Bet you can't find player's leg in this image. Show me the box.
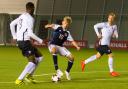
[15,42,37,85]
[102,46,119,76]
[16,55,36,85]
[84,52,100,64]
[108,53,114,73]
[48,45,63,78]
[49,45,59,70]
[81,46,104,71]
[107,53,119,77]
[66,54,74,73]
[28,57,43,75]
[25,47,43,83]
[29,47,43,74]
[65,54,74,80]
[58,47,73,80]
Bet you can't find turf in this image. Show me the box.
[0,46,128,89]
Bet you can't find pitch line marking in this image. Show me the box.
[1,78,128,84]
[34,70,128,77]
[0,82,14,84]
[0,71,128,84]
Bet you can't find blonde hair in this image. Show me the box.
[108,12,116,18]
[63,16,72,24]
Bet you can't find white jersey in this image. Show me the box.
[52,24,74,41]
[94,22,118,45]
[10,12,43,43]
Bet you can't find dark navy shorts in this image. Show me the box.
[96,45,112,56]
[17,40,41,57]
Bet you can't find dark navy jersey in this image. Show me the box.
[49,25,73,46]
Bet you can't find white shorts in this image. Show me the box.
[48,44,71,57]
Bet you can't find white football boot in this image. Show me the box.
[56,69,63,79]
[65,71,71,80]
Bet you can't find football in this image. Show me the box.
[51,74,59,82]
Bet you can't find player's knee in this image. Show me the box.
[27,55,37,64]
[96,56,100,59]
[67,54,74,61]
[96,54,101,59]
[51,48,57,54]
[108,54,113,58]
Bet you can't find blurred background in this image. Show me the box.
[0,0,128,48]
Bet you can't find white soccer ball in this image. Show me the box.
[51,75,59,82]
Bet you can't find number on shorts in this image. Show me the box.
[59,34,64,40]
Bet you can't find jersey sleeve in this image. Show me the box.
[113,25,118,39]
[28,29,43,44]
[27,18,43,44]
[94,22,105,36]
[10,17,21,39]
[52,24,61,30]
[67,31,74,41]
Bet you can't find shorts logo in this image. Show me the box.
[108,50,111,52]
[28,51,31,54]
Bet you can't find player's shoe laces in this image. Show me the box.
[65,71,71,80]
[81,60,85,72]
[56,69,63,78]
[15,79,24,85]
[25,73,37,84]
[110,71,120,77]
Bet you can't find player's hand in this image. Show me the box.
[112,34,118,39]
[76,46,80,51]
[98,34,102,39]
[112,35,116,38]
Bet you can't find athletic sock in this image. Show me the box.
[36,57,43,63]
[52,54,58,70]
[84,55,97,64]
[29,57,44,75]
[108,57,113,72]
[28,64,36,75]
[66,60,73,73]
[18,62,35,80]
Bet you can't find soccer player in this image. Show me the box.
[81,12,119,77]
[10,2,44,85]
[45,16,80,80]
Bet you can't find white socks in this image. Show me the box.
[18,62,36,80]
[108,57,113,72]
[84,55,97,64]
[36,57,43,63]
[28,57,43,75]
[84,55,114,73]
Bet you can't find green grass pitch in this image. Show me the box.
[0,46,128,89]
